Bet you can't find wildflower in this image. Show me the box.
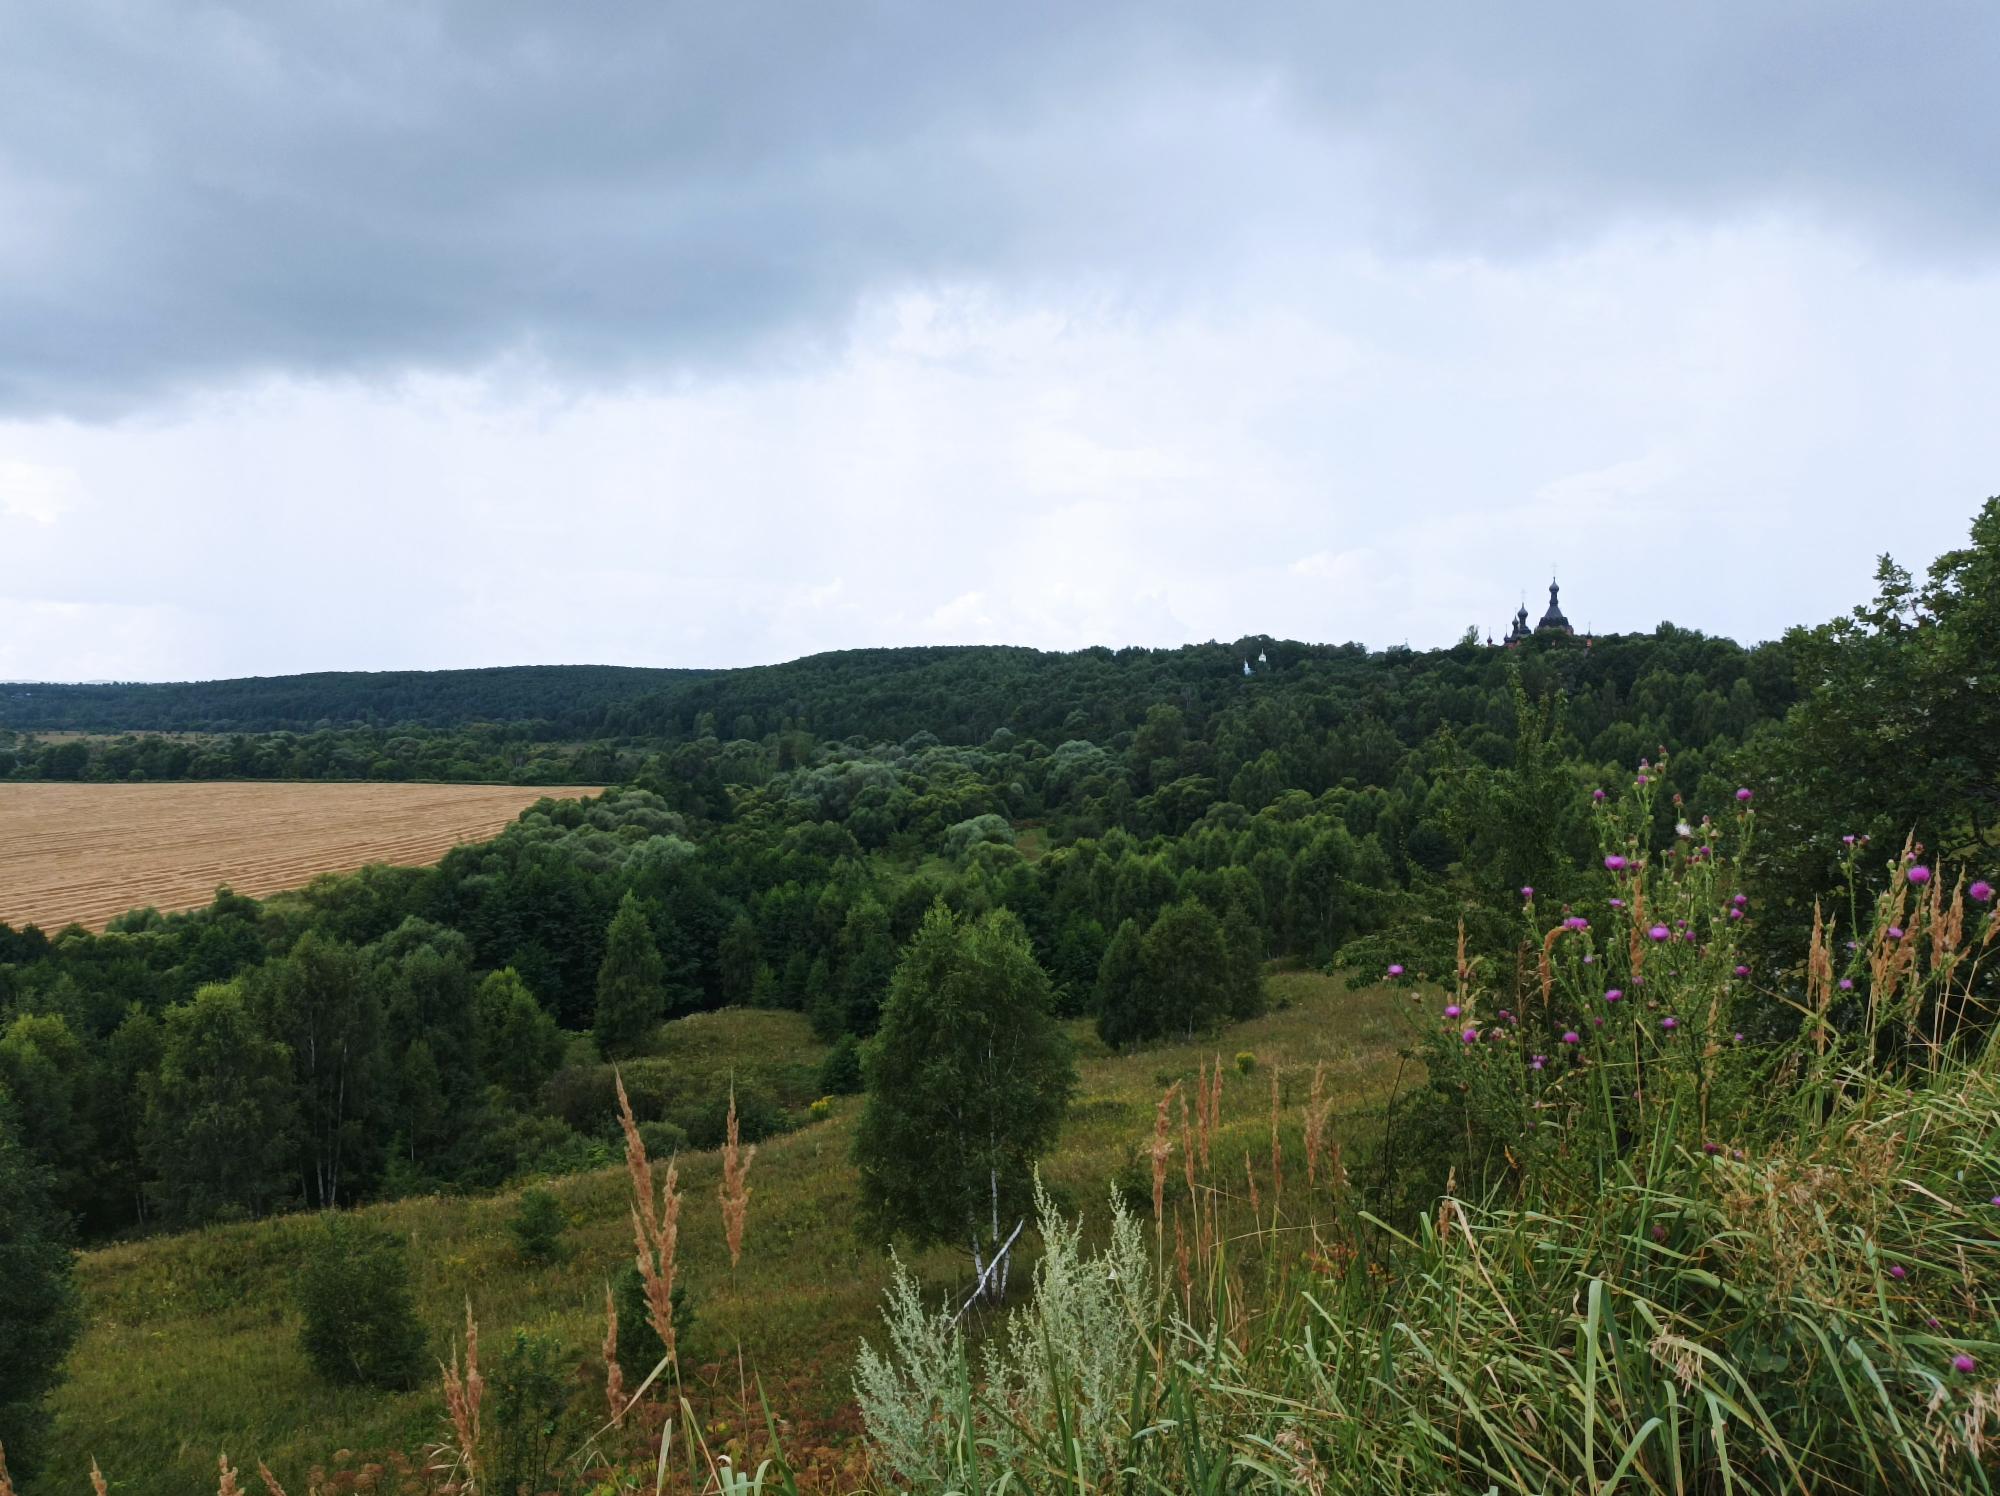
[1651,1223,1667,1242]
[1605,988,1623,1003]
[1592,788,1606,802]
[1583,953,1595,964]
[1733,893,1748,907]
[1728,908,1743,920]
[1461,1028,1479,1044]
[1604,854,1627,871]
[1702,1142,1719,1155]
[1734,964,1751,977]
[1972,880,1995,904]
[1888,926,1905,941]
[1660,1016,1678,1031]
[1520,885,1535,900]
[1955,1354,1978,1374]
[1591,1015,1604,1027]
[1387,963,1404,977]
[1649,925,1670,942]
[1908,865,1932,885]
[1609,897,1624,908]
[1676,820,1693,838]
[1843,833,1857,846]
[1736,787,1752,802]
[1733,1031,1744,1043]
[1530,1054,1546,1070]
[1444,1003,1462,1019]
[1888,1264,1907,1280]
[1839,978,1854,991]
[1637,774,1650,786]
[1990,1195,2000,1208]
[1561,1030,1580,1045]
[1564,916,1588,931]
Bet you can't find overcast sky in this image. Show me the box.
[1,2,1994,681]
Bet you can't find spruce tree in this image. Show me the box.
[854,904,1074,1263]
[594,892,666,1059]
[0,1089,80,1481]
[1093,918,1148,1048]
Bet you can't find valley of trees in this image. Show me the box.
[1,498,1995,1482]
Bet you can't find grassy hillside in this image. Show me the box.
[38,971,1407,1496]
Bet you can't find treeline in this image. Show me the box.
[0,664,698,734]
[0,725,638,785]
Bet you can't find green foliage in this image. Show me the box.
[507,1186,568,1264]
[855,904,1076,1249]
[816,1032,863,1096]
[0,1093,81,1481]
[295,1216,427,1390]
[474,967,565,1101]
[593,892,665,1059]
[142,982,299,1225]
[488,1329,585,1496]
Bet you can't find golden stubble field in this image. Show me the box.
[0,781,602,932]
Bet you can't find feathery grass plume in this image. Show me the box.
[1149,1081,1176,1243]
[437,1301,483,1489]
[91,1458,109,1496]
[0,1443,13,1496]
[217,1454,242,1496]
[602,1280,626,1426]
[616,1068,683,1370]
[1193,1058,1213,1172]
[1302,1060,1329,1186]
[1243,1149,1260,1216]
[1207,1055,1224,1155]
[254,1462,288,1496]
[718,1084,756,1269]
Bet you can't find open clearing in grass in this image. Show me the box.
[42,970,1412,1496]
[0,781,602,932]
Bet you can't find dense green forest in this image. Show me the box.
[1,499,1995,1487]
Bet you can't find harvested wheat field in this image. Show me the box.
[0,781,601,932]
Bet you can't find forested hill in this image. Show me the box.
[5,629,1785,749]
[0,664,704,734]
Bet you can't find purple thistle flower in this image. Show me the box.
[1702,1142,1720,1155]
[1843,833,1857,846]
[1839,978,1854,991]
[1609,897,1625,909]
[1888,1264,1907,1280]
[1636,774,1650,786]
[1660,1016,1678,1031]
[1909,865,1932,886]
[1954,1354,1977,1375]
[1651,1223,1667,1242]
[1592,788,1607,802]
[1561,1030,1580,1045]
[1444,1004,1462,1019]
[1461,1028,1479,1044]
[1649,925,1671,942]
[1972,880,1995,904]
[1733,893,1748,907]
[1990,1196,2000,1208]
[1888,926,1905,941]
[1530,1054,1546,1070]
[1728,908,1743,921]
[1387,963,1405,977]
[1736,787,1753,802]
[1520,885,1535,900]
[1604,854,1627,872]
[1605,988,1623,1004]
[1734,964,1751,977]
[1565,916,1589,931]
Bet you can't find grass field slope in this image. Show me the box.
[38,971,1406,1496]
[0,782,601,932]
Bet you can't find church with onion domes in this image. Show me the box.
[1498,580,1574,646]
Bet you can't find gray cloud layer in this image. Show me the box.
[3,1,1995,415]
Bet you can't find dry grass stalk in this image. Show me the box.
[1302,1061,1330,1187]
[218,1453,243,1496]
[616,1070,683,1368]
[91,1457,110,1496]
[0,1443,14,1496]
[603,1280,626,1425]
[255,1461,290,1496]
[1149,1082,1177,1242]
[439,1301,484,1489]
[1178,1086,1197,1205]
[718,1084,756,1269]
[1268,1068,1284,1215]
[1193,1059,1213,1172]
[1173,1209,1192,1305]
[1538,923,1562,1009]
[1243,1149,1261,1216]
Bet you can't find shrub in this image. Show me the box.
[636,1119,687,1158]
[1234,1050,1257,1074]
[682,1083,786,1150]
[295,1217,426,1389]
[609,1262,694,1386]
[508,1186,567,1264]
[489,1329,583,1496]
[817,1032,864,1096]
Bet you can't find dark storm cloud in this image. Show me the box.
[0,0,1993,415]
